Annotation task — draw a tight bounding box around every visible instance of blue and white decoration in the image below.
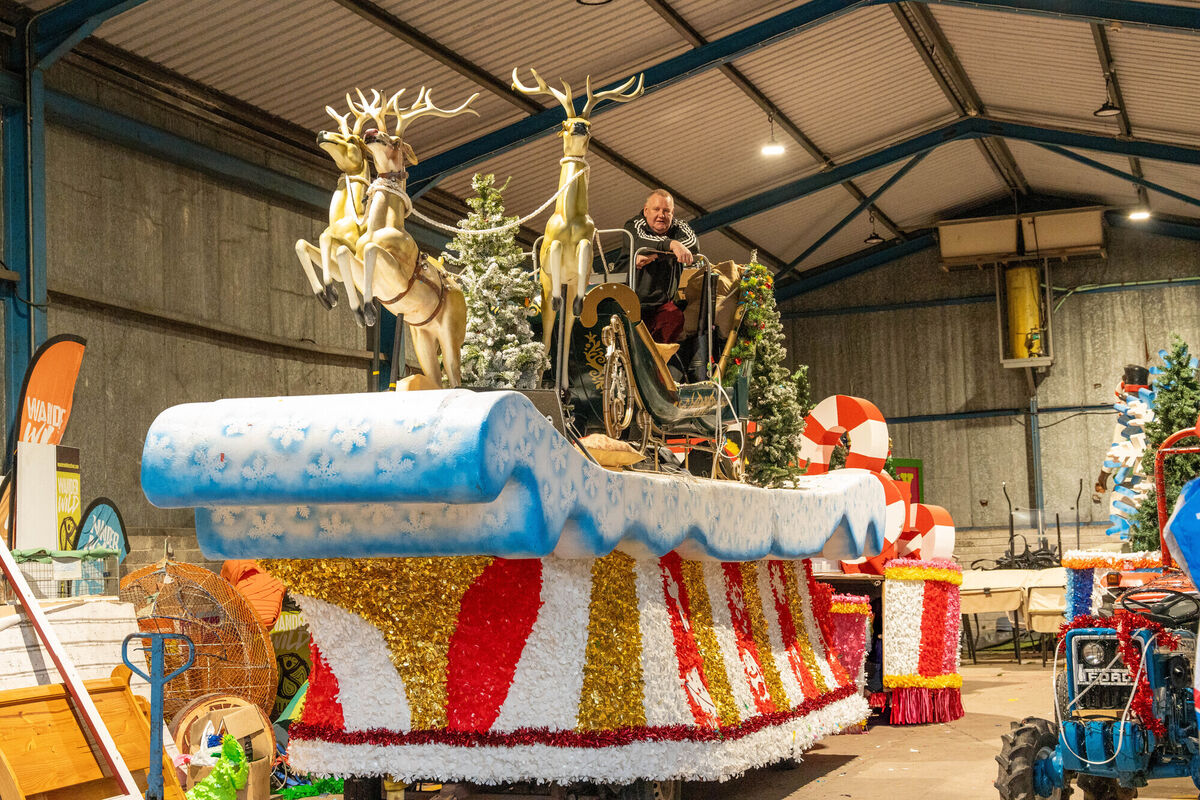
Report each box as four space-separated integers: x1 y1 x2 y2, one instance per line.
142 390 888 562
1100 384 1156 538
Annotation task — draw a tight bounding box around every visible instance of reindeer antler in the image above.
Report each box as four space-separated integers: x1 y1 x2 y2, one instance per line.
347 88 387 133
325 105 352 136
580 73 644 119
393 87 480 135
512 67 577 117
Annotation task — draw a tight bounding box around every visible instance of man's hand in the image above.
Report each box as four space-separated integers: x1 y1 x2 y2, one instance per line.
669 240 694 265
636 253 657 269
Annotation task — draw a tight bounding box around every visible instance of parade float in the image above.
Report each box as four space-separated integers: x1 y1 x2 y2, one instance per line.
140 69 965 792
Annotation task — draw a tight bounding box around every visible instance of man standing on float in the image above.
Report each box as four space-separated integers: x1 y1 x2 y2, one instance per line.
623 189 698 344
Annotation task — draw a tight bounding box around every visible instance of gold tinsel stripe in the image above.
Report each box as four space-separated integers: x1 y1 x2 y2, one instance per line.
781 563 828 696
577 552 646 731
737 562 791 713
884 566 963 585
830 601 872 615
884 673 963 689
679 560 740 727
264 556 491 730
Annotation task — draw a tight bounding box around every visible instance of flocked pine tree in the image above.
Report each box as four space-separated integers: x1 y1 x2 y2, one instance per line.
451 174 548 388
740 256 807 488
1128 335 1200 551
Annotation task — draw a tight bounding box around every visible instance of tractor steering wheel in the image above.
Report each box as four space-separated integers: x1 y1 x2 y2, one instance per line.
1118 587 1200 627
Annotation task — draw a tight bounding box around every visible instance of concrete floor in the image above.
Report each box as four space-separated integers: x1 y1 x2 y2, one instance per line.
685 658 1199 800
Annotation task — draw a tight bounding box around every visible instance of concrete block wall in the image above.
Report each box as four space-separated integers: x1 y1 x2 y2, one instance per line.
781 225 1200 555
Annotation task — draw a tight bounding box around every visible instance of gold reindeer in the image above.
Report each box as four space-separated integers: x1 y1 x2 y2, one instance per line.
339 88 479 388
294 96 373 310
511 68 644 357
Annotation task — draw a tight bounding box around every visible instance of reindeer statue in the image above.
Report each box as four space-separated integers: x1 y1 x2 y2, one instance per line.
511 68 644 358
337 87 479 388
294 94 374 310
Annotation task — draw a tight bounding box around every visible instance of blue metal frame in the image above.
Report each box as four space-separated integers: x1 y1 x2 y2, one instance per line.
405 0 871 197
774 231 937 300
781 150 932 274
912 0 1200 33
1037 143 1200 211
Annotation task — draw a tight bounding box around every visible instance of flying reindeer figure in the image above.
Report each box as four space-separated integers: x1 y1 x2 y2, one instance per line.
511 68 644 356
338 87 479 388
295 95 374 310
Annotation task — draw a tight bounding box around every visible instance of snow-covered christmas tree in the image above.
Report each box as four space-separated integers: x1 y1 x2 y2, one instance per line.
451 174 548 389
1128 335 1200 551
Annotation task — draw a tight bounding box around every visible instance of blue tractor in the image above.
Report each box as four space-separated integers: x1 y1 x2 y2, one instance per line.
995 472 1200 800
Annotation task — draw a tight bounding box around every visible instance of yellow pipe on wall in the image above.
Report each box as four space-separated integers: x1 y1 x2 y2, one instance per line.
1005 265 1042 358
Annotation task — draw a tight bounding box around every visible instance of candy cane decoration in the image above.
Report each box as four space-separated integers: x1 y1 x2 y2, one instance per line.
798 395 889 474
896 503 956 561
840 473 905 574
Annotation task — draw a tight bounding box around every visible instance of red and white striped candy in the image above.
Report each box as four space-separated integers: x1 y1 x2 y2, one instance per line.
799 395 889 475
840 473 908 575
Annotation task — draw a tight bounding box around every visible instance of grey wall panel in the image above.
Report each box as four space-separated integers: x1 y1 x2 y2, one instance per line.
782 225 1200 542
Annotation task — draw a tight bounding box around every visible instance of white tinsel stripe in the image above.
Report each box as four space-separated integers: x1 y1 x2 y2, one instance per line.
288 693 869 784
493 556 592 732
791 564 839 689
701 562 757 718
635 559 693 726
882 578 926 677
757 564 806 706
292 593 411 732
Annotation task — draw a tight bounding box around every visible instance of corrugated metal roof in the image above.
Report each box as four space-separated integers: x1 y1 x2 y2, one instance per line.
1139 158 1200 218
733 5 956 162
1108 25 1200 147
930 4 1114 134
858 139 1010 229
668 0 815 41
1004 140 1140 206
728 184 861 266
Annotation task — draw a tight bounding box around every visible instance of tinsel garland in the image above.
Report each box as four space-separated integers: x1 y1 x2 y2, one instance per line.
883 557 962 586
1064 567 1101 621
1060 550 1161 570
289 683 857 749
721 261 773 386
1058 612 1179 737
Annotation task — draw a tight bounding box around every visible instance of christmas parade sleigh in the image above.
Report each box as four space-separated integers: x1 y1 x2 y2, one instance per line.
141 388 890 787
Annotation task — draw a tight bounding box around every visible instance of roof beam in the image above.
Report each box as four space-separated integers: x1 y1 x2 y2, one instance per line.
405 0 871 195
775 231 938 300
891 2 1029 194
1089 23 1149 206
1035 143 1200 211
331 0 782 267
910 0 1200 33
691 116 1200 232
27 0 149 68
642 0 904 240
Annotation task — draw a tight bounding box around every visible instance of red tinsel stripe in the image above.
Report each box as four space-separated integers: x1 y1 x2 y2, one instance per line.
917 580 950 678
445 558 543 732
768 562 818 700
660 552 719 726
807 563 851 688
303 643 344 730
721 563 776 714
289 684 858 749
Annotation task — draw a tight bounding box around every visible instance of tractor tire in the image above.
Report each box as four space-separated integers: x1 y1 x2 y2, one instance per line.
617 779 682 800
1076 775 1137 800
996 717 1072 800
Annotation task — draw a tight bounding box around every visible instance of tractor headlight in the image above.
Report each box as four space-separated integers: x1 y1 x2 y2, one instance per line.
1081 641 1107 666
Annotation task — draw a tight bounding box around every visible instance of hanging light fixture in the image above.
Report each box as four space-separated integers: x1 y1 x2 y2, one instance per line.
864 211 884 245
1128 205 1151 221
1094 74 1121 117
761 113 785 156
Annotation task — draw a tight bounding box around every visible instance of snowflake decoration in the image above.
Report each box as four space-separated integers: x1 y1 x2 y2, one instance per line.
247 512 281 539
212 508 240 527
376 450 415 476
144 434 174 461
318 512 351 537
291 505 311 520
191 444 227 481
332 418 369 454
240 454 275 483
427 428 468 457
306 452 338 481
271 416 310 450
363 504 396 526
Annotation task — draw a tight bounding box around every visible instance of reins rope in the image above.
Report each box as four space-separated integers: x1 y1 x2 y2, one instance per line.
400 158 590 237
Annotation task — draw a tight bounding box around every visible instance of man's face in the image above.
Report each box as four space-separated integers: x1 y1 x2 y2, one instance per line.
644 195 674 235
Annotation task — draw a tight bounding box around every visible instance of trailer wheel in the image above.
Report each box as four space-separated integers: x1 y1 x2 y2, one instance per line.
995 717 1071 799
618 779 681 800
1076 775 1136 800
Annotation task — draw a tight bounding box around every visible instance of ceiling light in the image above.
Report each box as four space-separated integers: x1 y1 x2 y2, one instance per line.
864 212 884 244
761 113 784 156
1093 100 1121 118
1128 207 1151 221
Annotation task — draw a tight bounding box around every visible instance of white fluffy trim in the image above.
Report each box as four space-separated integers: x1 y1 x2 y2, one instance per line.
288 693 869 784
